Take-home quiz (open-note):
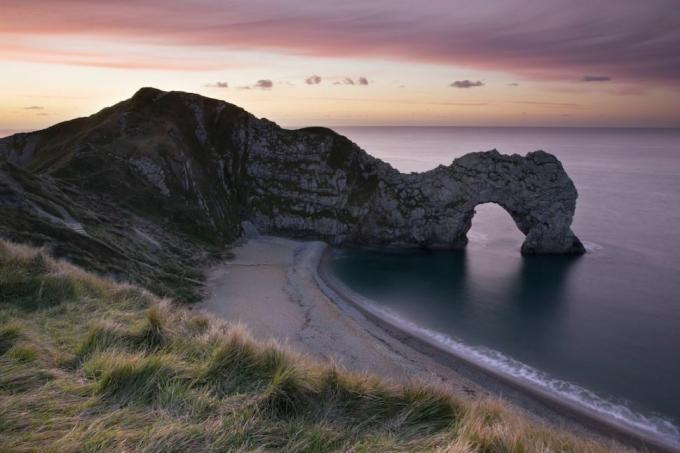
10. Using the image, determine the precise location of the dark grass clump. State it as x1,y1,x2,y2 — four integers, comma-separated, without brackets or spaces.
0,322,21,355
0,267,75,311
137,304,167,349
202,328,288,395
398,384,460,432
86,352,183,405
259,365,315,418
76,321,133,360
5,344,39,363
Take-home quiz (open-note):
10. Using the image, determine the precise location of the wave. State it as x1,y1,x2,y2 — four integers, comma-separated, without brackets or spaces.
355,297,680,447
582,241,604,252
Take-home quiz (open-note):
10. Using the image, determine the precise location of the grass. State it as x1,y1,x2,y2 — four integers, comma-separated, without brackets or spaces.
0,240,627,452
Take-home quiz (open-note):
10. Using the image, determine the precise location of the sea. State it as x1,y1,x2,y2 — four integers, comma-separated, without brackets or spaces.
326,126,680,446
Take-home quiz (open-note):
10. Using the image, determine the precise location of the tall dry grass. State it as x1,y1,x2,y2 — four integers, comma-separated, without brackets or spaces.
0,240,628,452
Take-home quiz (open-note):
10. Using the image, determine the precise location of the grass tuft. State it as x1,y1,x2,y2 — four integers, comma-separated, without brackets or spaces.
139,303,168,348
260,365,314,417
76,321,132,360
5,343,39,363
0,321,22,355
203,327,287,394
397,384,460,433
87,352,183,405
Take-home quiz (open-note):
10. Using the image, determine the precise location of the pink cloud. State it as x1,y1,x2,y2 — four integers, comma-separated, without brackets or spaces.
1,0,678,85
0,42,234,71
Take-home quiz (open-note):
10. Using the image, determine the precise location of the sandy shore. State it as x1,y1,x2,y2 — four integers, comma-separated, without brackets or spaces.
199,235,675,452
200,235,479,386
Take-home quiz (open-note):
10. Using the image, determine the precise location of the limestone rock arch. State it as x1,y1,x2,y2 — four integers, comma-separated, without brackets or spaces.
357,150,585,255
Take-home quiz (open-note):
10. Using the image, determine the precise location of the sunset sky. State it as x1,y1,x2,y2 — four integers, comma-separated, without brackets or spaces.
1,0,679,133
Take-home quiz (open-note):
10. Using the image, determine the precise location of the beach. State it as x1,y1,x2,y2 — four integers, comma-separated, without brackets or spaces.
199,235,675,452
199,234,478,386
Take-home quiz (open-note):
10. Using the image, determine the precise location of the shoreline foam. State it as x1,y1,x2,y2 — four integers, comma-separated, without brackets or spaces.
317,246,679,453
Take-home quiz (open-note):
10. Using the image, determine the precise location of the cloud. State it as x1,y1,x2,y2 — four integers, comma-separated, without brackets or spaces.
450,80,484,88
24,105,44,110
305,74,322,85
508,82,519,87
254,79,273,89
0,41,235,71
580,75,612,82
205,81,228,88
1,0,679,85
339,77,369,86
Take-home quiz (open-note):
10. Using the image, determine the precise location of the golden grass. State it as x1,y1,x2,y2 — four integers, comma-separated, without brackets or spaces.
0,240,630,452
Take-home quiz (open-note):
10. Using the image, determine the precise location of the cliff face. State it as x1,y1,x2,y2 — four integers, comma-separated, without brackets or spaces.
0,88,584,296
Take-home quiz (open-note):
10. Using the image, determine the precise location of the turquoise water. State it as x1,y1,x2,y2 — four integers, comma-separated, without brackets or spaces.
329,127,680,445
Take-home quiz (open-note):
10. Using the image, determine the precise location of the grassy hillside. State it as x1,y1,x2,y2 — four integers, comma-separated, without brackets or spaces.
0,240,621,452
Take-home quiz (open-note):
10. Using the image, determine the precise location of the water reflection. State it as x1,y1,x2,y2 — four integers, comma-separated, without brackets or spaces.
329,247,580,353
513,255,579,313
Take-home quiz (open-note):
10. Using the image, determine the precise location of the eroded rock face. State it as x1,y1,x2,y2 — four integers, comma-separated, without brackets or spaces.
240,120,584,255
0,87,584,256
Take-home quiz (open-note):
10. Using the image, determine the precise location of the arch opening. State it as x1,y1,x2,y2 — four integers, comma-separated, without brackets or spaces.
464,202,525,250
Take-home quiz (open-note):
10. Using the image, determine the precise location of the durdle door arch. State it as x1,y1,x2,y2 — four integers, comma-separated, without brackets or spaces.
342,150,585,255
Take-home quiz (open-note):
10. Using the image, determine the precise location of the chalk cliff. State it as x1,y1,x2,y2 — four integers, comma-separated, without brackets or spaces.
0,88,584,297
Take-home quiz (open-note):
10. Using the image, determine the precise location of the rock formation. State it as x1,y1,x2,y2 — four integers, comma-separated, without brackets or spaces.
0,87,584,297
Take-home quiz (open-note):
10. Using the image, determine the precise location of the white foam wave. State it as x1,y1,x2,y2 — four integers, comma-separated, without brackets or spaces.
582,241,604,252
364,301,680,447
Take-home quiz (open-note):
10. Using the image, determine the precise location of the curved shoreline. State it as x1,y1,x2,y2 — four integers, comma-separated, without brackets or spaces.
316,245,678,453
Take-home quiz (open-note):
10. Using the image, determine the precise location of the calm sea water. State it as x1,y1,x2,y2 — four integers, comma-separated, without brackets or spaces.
329,127,680,444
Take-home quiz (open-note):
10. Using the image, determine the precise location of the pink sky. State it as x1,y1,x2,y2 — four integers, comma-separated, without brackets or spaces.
1,0,679,129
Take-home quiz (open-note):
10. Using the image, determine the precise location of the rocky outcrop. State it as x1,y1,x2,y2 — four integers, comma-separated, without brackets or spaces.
245,134,585,253
238,114,584,255
0,87,584,292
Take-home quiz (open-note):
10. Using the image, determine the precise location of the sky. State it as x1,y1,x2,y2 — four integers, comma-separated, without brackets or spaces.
1,0,679,132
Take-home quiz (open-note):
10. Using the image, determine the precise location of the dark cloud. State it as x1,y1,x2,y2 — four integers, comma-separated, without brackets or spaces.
305,75,322,85
24,105,44,110
580,75,612,82
450,80,484,88
508,82,519,87
205,81,228,88
254,79,273,89
339,77,369,86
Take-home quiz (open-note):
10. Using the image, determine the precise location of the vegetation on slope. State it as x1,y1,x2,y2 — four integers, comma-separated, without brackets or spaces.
0,240,620,452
